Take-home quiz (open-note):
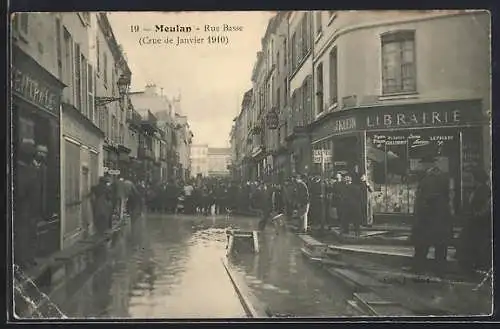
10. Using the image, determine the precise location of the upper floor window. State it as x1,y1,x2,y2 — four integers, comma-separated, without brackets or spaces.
315,11,322,36
13,13,29,38
316,62,324,115
96,37,101,73
381,30,416,95
103,53,108,86
329,47,338,107
78,12,91,26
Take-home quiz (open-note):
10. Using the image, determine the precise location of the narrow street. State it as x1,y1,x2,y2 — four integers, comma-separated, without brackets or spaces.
40,213,361,318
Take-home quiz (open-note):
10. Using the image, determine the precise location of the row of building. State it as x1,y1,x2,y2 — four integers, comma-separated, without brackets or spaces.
12,13,193,256
229,10,490,220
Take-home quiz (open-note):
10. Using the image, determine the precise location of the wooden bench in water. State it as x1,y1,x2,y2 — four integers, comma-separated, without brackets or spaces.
226,230,259,254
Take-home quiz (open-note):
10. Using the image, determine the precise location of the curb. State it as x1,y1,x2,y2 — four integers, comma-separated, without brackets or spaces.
221,257,269,318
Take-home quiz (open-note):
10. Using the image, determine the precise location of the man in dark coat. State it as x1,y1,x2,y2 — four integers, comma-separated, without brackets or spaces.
411,155,453,273
257,182,274,231
15,139,38,269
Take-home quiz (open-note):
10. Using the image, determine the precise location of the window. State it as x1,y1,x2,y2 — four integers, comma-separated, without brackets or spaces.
302,77,312,124
96,37,100,73
63,28,73,99
291,33,296,70
381,30,416,94
283,39,287,68
81,55,88,116
284,77,288,105
78,12,90,26
88,64,95,122
112,114,117,141
367,130,460,214
301,14,308,57
276,51,280,74
74,43,82,110
14,13,29,36
277,87,281,113
55,18,62,78
103,53,108,86
315,11,322,35
316,62,324,115
112,68,116,96
329,47,338,106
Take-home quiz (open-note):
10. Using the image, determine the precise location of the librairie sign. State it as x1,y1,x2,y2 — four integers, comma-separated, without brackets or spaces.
366,108,461,129
12,65,61,116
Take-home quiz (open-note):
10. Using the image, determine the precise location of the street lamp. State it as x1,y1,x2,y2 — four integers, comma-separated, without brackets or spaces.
95,74,130,107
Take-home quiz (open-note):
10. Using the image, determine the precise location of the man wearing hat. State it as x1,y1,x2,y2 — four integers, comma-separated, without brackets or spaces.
14,139,48,268
411,153,453,274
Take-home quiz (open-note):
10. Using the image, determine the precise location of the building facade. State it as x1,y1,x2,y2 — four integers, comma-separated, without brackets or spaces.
207,148,232,177
232,10,491,224
129,84,176,183
11,12,136,252
309,10,490,221
12,13,67,257
190,144,209,177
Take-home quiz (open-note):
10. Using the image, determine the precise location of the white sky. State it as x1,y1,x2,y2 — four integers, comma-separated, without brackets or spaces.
108,11,275,147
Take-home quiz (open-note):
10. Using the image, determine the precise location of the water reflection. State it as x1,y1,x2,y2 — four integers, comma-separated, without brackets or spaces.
61,215,246,319
229,231,355,317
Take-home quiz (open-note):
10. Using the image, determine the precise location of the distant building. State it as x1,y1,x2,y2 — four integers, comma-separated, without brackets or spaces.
207,148,231,177
190,144,209,177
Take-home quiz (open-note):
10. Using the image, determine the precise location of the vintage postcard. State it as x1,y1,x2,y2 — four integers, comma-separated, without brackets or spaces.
9,10,493,320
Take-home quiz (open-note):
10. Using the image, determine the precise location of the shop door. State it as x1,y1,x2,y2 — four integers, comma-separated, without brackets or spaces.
81,166,90,237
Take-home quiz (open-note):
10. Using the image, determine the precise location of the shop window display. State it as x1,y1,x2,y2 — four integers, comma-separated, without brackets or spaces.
366,130,460,215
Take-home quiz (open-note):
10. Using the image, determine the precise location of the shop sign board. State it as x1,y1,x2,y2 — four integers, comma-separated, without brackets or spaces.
12,65,61,116
313,149,331,164
364,100,483,130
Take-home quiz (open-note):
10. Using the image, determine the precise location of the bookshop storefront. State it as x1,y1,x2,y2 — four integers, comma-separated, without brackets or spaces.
311,99,487,221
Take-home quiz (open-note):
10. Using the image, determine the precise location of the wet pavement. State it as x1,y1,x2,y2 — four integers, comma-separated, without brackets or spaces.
56,214,247,318
43,213,360,319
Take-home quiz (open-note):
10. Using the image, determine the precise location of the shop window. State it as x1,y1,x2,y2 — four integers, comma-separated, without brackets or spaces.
381,30,416,95
18,116,35,143
367,130,460,214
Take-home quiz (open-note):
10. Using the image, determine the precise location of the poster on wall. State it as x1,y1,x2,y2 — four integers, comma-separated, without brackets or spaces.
461,129,482,206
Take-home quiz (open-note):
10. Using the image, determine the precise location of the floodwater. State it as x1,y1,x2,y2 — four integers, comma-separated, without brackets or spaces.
228,231,358,317
46,214,357,319
59,215,247,318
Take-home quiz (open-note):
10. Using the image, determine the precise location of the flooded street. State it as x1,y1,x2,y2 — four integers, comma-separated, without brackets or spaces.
52,213,357,319
59,214,247,318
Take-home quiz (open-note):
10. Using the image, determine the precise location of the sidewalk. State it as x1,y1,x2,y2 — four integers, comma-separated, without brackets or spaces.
298,234,492,316
14,214,137,318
